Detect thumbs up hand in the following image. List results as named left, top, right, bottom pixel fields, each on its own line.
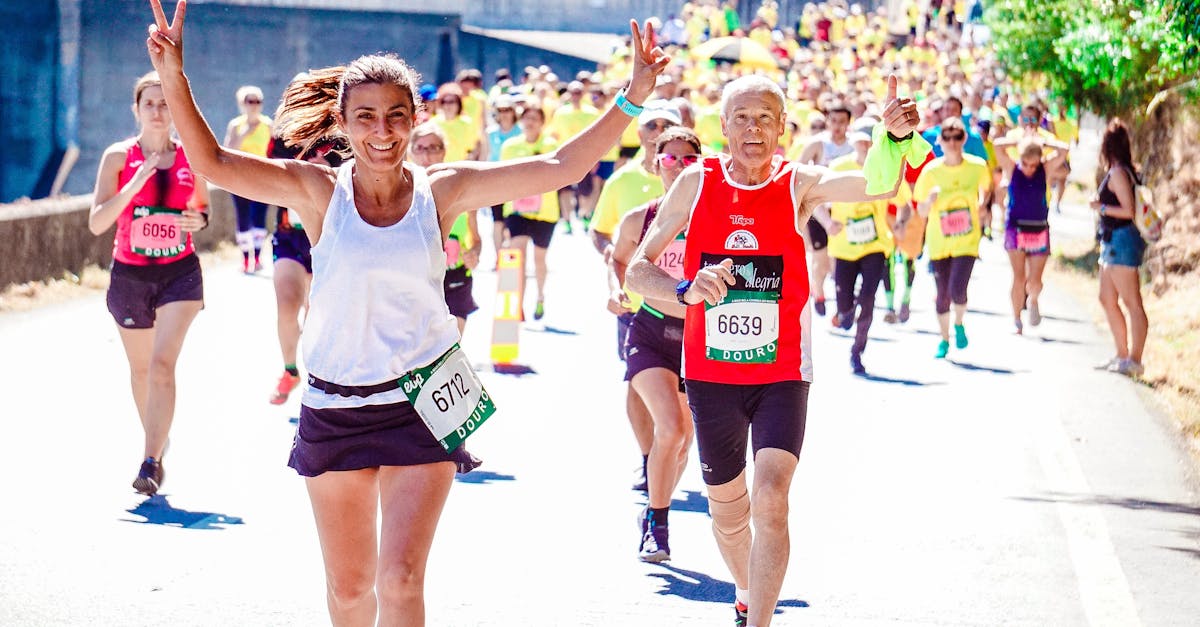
left=881, top=74, right=919, bottom=139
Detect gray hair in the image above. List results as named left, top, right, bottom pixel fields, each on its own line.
left=720, top=75, right=785, bottom=118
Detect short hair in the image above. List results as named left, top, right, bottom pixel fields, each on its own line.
left=654, top=126, right=702, bottom=154
left=720, top=75, right=785, bottom=118
left=824, top=101, right=852, bottom=120
left=409, top=121, right=446, bottom=145
left=236, top=85, right=264, bottom=104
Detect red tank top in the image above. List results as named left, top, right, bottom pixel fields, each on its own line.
left=682, top=156, right=812, bottom=384
left=112, top=140, right=198, bottom=265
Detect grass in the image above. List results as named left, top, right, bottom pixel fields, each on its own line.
left=1049, top=235, right=1200, bottom=460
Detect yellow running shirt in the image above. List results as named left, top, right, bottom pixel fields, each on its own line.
left=547, top=103, right=600, bottom=143
left=434, top=114, right=479, bottom=162
left=827, top=155, right=904, bottom=261
left=913, top=155, right=991, bottom=260
left=500, top=134, right=560, bottom=223
left=591, top=160, right=663, bottom=236
left=231, top=113, right=272, bottom=156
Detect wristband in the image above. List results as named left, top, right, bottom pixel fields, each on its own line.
left=887, top=131, right=914, bottom=143
left=614, top=90, right=644, bottom=117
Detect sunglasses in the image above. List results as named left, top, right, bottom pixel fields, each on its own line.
left=244, top=99, right=262, bottom=105
left=642, top=120, right=673, bottom=132
left=439, top=98, right=460, bottom=105
left=656, top=153, right=699, bottom=168
left=941, top=133, right=965, bottom=141
left=412, top=144, right=445, bottom=154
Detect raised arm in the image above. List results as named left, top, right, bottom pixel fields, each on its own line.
left=991, top=136, right=1017, bottom=173
left=428, top=20, right=669, bottom=220
left=146, top=1, right=331, bottom=227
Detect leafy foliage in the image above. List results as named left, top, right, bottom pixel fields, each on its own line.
left=985, top=0, right=1199, bottom=118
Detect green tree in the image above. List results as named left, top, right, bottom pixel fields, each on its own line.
left=985, top=0, right=1199, bottom=119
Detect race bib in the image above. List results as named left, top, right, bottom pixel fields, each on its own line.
left=401, top=344, right=496, bottom=453
left=940, top=207, right=972, bottom=237
left=1017, top=228, right=1049, bottom=252
left=656, top=237, right=687, bottom=280
left=513, top=194, right=542, bottom=216
left=701, top=254, right=783, bottom=364
left=845, top=215, right=879, bottom=245
left=444, top=238, right=462, bottom=269
left=130, top=206, right=185, bottom=257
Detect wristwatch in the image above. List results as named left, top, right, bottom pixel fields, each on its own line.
left=675, top=279, right=692, bottom=305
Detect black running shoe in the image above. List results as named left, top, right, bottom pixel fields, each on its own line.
left=638, top=526, right=671, bottom=563
left=733, top=601, right=749, bottom=626
left=132, top=457, right=164, bottom=496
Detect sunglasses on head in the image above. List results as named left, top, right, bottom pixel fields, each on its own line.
left=941, top=132, right=965, bottom=141
left=655, top=153, right=699, bottom=168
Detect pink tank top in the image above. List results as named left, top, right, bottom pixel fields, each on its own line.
left=112, top=140, right=199, bottom=265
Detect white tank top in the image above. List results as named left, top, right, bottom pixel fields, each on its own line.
left=301, top=161, right=459, bottom=409
left=819, top=133, right=855, bottom=166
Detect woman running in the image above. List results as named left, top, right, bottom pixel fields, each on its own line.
left=993, top=134, right=1070, bottom=333
left=89, top=70, right=210, bottom=495
left=485, top=95, right=521, bottom=265
left=913, top=118, right=992, bottom=358
left=223, top=84, right=272, bottom=272
left=1091, top=119, right=1149, bottom=377
left=145, top=3, right=666, bottom=624
left=609, top=126, right=701, bottom=562
left=500, top=101, right=560, bottom=320
left=409, top=122, right=482, bottom=335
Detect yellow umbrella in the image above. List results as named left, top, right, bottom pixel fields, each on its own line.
left=690, top=36, right=781, bottom=71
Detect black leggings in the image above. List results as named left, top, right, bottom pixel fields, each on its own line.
left=834, top=252, right=886, bottom=354
left=931, top=256, right=976, bottom=314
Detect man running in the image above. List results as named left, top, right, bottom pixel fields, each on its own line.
left=627, top=75, right=925, bottom=627
left=796, top=101, right=855, bottom=316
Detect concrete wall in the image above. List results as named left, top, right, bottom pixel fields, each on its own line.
left=0, top=188, right=242, bottom=288
left=66, top=2, right=461, bottom=196
left=0, top=2, right=60, bottom=203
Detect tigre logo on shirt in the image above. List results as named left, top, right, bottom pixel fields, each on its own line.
left=724, top=229, right=759, bottom=250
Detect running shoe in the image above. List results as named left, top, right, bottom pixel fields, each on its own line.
left=270, top=371, right=301, bottom=405
left=898, top=303, right=911, bottom=323
left=813, top=298, right=826, bottom=316
left=638, top=526, right=671, bottom=563
left=935, top=339, right=950, bottom=359
left=954, top=324, right=968, bottom=349
left=253, top=260, right=264, bottom=273
left=884, top=309, right=898, bottom=324
left=533, top=301, right=545, bottom=321
left=132, top=457, right=164, bottom=496
left=242, top=257, right=252, bottom=274
left=1094, top=356, right=1122, bottom=370
left=733, top=601, right=749, bottom=627
left=1111, top=358, right=1145, bottom=378
left=850, top=352, right=866, bottom=375
left=833, top=312, right=852, bottom=331
left=1029, top=301, right=1042, bottom=326
left=1014, top=318, right=1024, bottom=335
left=632, top=464, right=648, bottom=492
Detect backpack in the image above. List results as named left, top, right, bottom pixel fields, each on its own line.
left=1129, top=169, right=1163, bottom=243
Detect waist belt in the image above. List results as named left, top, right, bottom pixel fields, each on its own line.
left=307, top=373, right=400, bottom=398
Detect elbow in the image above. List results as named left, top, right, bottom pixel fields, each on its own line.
left=87, top=211, right=106, bottom=236
left=625, top=260, right=647, bottom=292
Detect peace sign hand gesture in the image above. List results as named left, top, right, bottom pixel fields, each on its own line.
left=624, top=19, right=671, bottom=106
left=146, top=0, right=187, bottom=76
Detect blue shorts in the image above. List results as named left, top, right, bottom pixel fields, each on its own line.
left=596, top=160, right=616, bottom=180
left=1100, top=224, right=1145, bottom=268
left=272, top=227, right=313, bottom=273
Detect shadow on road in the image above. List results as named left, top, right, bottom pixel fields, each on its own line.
left=1013, top=493, right=1200, bottom=516
left=1034, top=335, right=1085, bottom=345
left=947, top=360, right=1025, bottom=375
left=493, top=363, right=537, bottom=376
left=525, top=325, right=580, bottom=336
left=855, top=371, right=944, bottom=386
left=122, top=496, right=245, bottom=530
left=648, top=564, right=809, bottom=612
left=455, top=470, right=516, bottom=484
left=670, top=490, right=710, bottom=514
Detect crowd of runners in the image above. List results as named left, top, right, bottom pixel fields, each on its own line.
left=87, top=1, right=1154, bottom=625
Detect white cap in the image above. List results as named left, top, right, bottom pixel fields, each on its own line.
left=637, top=99, right=682, bottom=126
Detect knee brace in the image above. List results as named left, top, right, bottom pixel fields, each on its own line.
left=709, top=490, right=752, bottom=552
left=251, top=227, right=269, bottom=250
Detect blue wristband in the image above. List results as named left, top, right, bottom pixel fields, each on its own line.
left=614, top=91, right=644, bottom=117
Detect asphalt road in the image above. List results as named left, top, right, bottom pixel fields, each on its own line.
left=1, top=204, right=1198, bottom=626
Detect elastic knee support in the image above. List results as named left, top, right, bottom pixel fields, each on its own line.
left=710, top=490, right=752, bottom=552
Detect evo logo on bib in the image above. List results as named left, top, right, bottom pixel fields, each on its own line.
left=702, top=253, right=782, bottom=363
left=724, top=229, right=760, bottom=250
left=401, top=344, right=496, bottom=452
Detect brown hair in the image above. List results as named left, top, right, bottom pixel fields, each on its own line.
left=1100, top=118, right=1137, bottom=175
left=133, top=71, right=162, bottom=104
left=654, top=126, right=701, bottom=155
left=274, top=54, right=422, bottom=157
